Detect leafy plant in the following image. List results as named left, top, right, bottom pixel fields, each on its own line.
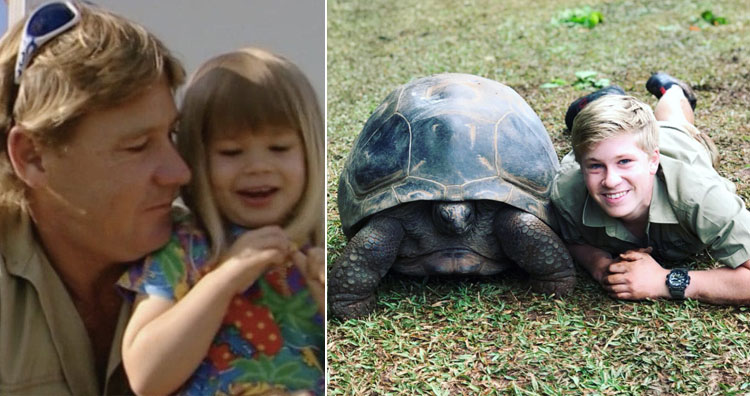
left=572, top=70, right=610, bottom=90
left=701, top=10, right=727, bottom=25
left=690, top=10, right=728, bottom=30
left=540, top=78, right=568, bottom=89
left=540, top=71, right=609, bottom=90
left=554, top=6, right=604, bottom=29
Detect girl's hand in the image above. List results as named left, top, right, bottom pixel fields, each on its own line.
left=292, top=247, right=325, bottom=313
left=219, top=225, right=293, bottom=294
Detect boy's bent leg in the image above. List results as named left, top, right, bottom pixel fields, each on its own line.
left=653, top=83, right=720, bottom=168
left=654, top=85, right=694, bottom=125
left=647, top=72, right=697, bottom=112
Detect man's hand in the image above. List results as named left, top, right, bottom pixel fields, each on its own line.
left=602, top=248, right=669, bottom=300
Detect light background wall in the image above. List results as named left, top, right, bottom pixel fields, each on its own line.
left=9, top=0, right=325, bottom=104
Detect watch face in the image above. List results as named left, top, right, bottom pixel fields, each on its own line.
left=668, top=270, right=689, bottom=287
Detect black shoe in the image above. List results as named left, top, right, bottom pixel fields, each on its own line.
left=564, top=85, right=626, bottom=132
left=646, top=72, right=697, bottom=110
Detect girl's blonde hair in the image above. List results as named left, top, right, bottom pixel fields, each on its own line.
left=0, top=1, right=184, bottom=210
left=179, top=47, right=324, bottom=261
left=571, top=95, right=658, bottom=163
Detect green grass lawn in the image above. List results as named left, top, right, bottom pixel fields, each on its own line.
left=326, top=0, right=750, bottom=393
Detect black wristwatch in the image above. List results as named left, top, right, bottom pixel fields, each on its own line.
left=666, top=268, right=690, bottom=299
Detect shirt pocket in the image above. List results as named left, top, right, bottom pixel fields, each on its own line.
left=650, top=228, right=704, bottom=265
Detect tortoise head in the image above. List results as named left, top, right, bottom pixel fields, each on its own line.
left=432, top=201, right=475, bottom=235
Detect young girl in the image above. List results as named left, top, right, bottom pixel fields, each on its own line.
left=118, top=48, right=325, bottom=396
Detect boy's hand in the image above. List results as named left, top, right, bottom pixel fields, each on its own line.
left=602, top=248, right=669, bottom=300
left=220, top=226, right=293, bottom=294
left=292, top=247, right=325, bottom=313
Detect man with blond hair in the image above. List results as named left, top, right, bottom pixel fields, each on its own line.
left=552, top=73, right=750, bottom=304
left=0, top=2, right=190, bottom=394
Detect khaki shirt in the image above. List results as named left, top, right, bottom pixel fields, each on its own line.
left=0, top=208, right=133, bottom=395
left=552, top=122, right=750, bottom=268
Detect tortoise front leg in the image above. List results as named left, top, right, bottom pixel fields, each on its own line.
left=328, top=216, right=404, bottom=320
left=494, top=207, right=576, bottom=296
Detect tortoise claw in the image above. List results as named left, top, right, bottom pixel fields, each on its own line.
left=530, top=275, right=576, bottom=297
left=329, top=296, right=377, bottom=321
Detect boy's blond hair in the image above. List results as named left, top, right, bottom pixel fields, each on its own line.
left=0, top=1, right=185, bottom=209
left=571, top=95, right=658, bottom=163
left=179, top=47, right=324, bottom=261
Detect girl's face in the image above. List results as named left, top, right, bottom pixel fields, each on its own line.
left=208, top=125, right=306, bottom=229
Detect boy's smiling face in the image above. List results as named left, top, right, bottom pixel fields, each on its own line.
left=580, top=131, right=660, bottom=226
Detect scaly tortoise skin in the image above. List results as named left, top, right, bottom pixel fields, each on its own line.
left=330, top=73, right=575, bottom=320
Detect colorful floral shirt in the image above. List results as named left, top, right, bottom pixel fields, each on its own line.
left=118, top=215, right=324, bottom=396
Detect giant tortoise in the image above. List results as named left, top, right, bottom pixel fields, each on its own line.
left=330, top=73, right=575, bottom=320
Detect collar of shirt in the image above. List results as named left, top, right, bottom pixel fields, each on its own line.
left=0, top=208, right=130, bottom=395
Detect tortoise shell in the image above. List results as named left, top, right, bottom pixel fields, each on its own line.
left=338, top=73, right=560, bottom=237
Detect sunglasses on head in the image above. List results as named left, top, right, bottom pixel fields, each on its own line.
left=14, top=1, right=81, bottom=84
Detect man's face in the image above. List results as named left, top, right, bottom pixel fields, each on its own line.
left=580, top=132, right=659, bottom=225
left=36, top=78, right=191, bottom=263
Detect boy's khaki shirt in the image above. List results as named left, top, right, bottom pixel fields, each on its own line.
left=0, top=208, right=132, bottom=395
left=552, top=122, right=750, bottom=268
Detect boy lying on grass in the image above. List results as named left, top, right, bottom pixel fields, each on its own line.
left=552, top=73, right=750, bottom=303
